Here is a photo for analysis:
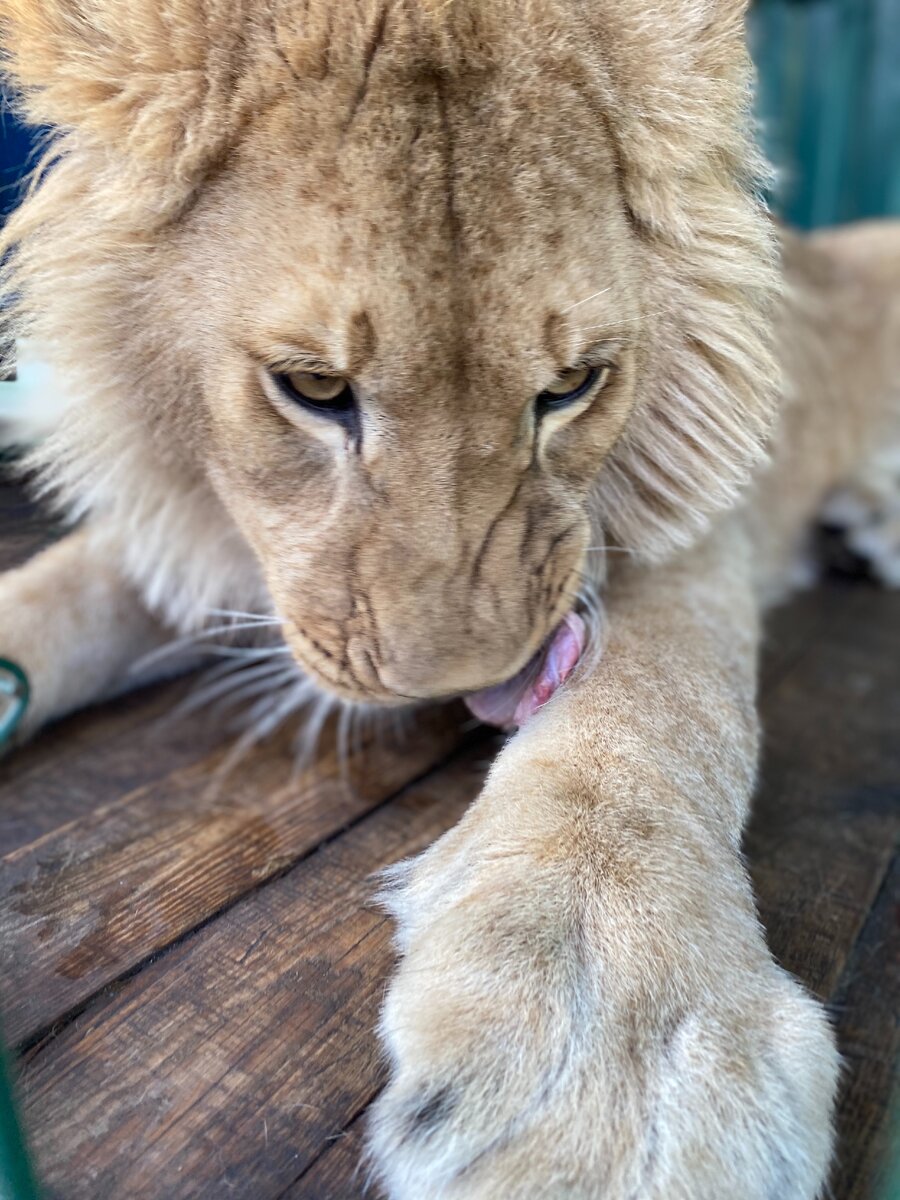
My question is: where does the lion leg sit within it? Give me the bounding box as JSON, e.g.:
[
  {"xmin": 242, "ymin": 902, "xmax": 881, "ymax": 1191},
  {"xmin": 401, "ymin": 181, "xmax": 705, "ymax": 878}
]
[
  {"xmin": 369, "ymin": 519, "xmax": 838, "ymax": 1199},
  {"xmin": 0, "ymin": 526, "xmax": 173, "ymax": 748}
]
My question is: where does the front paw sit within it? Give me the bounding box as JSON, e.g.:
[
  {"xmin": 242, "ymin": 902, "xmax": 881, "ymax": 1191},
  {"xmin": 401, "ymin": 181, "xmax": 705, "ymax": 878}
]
[{"xmin": 369, "ymin": 831, "xmax": 838, "ymax": 1200}]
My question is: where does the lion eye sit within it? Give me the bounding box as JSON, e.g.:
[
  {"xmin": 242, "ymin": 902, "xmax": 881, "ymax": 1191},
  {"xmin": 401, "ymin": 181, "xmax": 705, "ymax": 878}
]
[
  {"xmin": 537, "ymin": 364, "xmax": 609, "ymax": 412},
  {"xmin": 275, "ymin": 370, "xmax": 355, "ymax": 417}
]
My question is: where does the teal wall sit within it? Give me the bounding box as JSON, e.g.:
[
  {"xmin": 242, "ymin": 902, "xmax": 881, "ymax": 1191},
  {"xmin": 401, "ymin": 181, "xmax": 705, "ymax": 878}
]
[{"xmin": 750, "ymin": 0, "xmax": 900, "ymax": 229}]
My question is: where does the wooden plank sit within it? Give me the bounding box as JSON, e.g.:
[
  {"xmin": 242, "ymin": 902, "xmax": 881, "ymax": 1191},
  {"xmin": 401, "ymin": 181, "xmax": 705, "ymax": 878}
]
[
  {"xmin": 749, "ymin": 586, "xmax": 900, "ymax": 1000},
  {"xmin": 828, "ymin": 854, "xmax": 899, "ymax": 1200},
  {"xmin": 758, "ymin": 588, "xmax": 834, "ymax": 696},
  {"xmin": 283, "ymin": 1113, "xmax": 368, "ymax": 1199},
  {"xmin": 0, "ymin": 678, "xmax": 229, "ymax": 856},
  {"xmin": 749, "ymin": 587, "xmax": 900, "ymax": 1200},
  {"xmin": 1, "ymin": 705, "xmax": 470, "ymax": 1047},
  {"xmin": 18, "ymin": 751, "xmax": 486, "ymax": 1200}
]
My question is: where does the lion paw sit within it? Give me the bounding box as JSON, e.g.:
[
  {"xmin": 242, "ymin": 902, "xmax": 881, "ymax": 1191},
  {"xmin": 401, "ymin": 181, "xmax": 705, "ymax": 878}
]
[{"xmin": 368, "ymin": 842, "xmax": 838, "ymax": 1200}]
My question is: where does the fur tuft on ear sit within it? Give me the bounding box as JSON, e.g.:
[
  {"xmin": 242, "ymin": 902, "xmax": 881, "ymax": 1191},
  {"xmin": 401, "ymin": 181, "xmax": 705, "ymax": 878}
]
[{"xmin": 0, "ymin": 0, "xmax": 268, "ymax": 185}]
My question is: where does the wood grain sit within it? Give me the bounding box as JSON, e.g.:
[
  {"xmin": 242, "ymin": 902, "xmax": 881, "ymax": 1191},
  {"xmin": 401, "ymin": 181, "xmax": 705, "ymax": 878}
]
[
  {"xmin": 0, "ymin": 678, "xmax": 228, "ymax": 857},
  {"xmin": 749, "ymin": 587, "xmax": 900, "ymax": 1001},
  {"xmin": 828, "ymin": 854, "xmax": 899, "ymax": 1200},
  {"xmin": 1, "ymin": 706, "xmax": 471, "ymax": 1046},
  {"xmin": 750, "ymin": 588, "xmax": 900, "ymax": 1198},
  {"xmin": 18, "ymin": 752, "xmax": 487, "ymax": 1200},
  {"xmin": 283, "ymin": 1113, "xmax": 369, "ymax": 1199}
]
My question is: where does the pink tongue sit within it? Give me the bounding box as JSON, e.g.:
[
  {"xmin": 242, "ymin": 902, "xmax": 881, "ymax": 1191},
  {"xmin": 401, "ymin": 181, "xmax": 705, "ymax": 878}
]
[{"xmin": 465, "ymin": 613, "xmax": 586, "ymax": 730}]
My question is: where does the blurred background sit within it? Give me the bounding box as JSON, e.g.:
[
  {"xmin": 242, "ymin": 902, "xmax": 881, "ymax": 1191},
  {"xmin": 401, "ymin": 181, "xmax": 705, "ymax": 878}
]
[
  {"xmin": 749, "ymin": 0, "xmax": 900, "ymax": 228},
  {"xmin": 2, "ymin": 0, "xmax": 899, "ymax": 229}
]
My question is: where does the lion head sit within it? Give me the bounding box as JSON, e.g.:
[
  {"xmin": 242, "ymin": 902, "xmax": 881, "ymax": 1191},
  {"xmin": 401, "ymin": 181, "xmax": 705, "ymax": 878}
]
[{"xmin": 1, "ymin": 0, "xmax": 779, "ymax": 710}]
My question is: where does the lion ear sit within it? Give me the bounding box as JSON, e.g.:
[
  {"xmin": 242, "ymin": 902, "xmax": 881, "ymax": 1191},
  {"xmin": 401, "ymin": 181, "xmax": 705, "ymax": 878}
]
[{"xmin": 1, "ymin": 0, "xmax": 256, "ymax": 178}]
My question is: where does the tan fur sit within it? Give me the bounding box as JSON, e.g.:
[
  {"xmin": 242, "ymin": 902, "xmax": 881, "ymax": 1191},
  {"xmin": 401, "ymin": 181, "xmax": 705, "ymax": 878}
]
[
  {"xmin": 1, "ymin": 0, "xmax": 781, "ymax": 698},
  {"xmin": 1, "ymin": 1, "xmax": 898, "ymax": 1196}
]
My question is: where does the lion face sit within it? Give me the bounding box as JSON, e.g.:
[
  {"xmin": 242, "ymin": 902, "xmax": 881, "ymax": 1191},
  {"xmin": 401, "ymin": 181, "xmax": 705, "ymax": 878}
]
[
  {"xmin": 2, "ymin": 0, "xmax": 779, "ymax": 707},
  {"xmin": 171, "ymin": 66, "xmax": 641, "ymax": 703}
]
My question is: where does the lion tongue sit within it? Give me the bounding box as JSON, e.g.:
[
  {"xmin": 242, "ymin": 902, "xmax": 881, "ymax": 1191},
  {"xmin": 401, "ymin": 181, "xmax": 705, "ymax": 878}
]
[{"xmin": 464, "ymin": 613, "xmax": 586, "ymax": 730}]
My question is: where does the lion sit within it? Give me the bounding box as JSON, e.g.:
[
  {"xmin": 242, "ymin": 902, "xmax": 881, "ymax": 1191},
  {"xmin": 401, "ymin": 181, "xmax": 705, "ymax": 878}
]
[{"xmin": 1, "ymin": 1, "xmax": 898, "ymax": 1196}]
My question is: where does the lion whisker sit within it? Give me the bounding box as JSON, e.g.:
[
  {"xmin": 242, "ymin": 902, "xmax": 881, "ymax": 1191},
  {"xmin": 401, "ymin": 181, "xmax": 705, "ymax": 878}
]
[
  {"xmin": 216, "ymin": 675, "xmax": 322, "ymax": 779},
  {"xmin": 133, "ymin": 619, "xmax": 286, "ymax": 673},
  {"xmin": 206, "ymin": 607, "xmax": 281, "ymax": 625},
  {"xmin": 561, "ymin": 287, "xmax": 613, "ymax": 313},
  {"xmin": 177, "ymin": 658, "xmax": 300, "ymax": 718},
  {"xmin": 199, "ymin": 644, "xmax": 293, "ymax": 660},
  {"xmin": 573, "ymin": 575, "xmax": 607, "ymax": 683},
  {"xmin": 291, "ymin": 689, "xmax": 341, "ymax": 775}
]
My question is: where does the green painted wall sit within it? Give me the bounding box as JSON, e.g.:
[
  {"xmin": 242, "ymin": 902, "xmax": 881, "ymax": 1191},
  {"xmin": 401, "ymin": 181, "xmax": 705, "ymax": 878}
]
[{"xmin": 750, "ymin": 0, "xmax": 900, "ymax": 228}]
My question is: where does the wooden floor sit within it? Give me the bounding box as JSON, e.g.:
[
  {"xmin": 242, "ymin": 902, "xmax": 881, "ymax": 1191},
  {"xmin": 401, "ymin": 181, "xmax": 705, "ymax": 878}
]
[{"xmin": 0, "ymin": 475, "xmax": 897, "ymax": 1200}]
